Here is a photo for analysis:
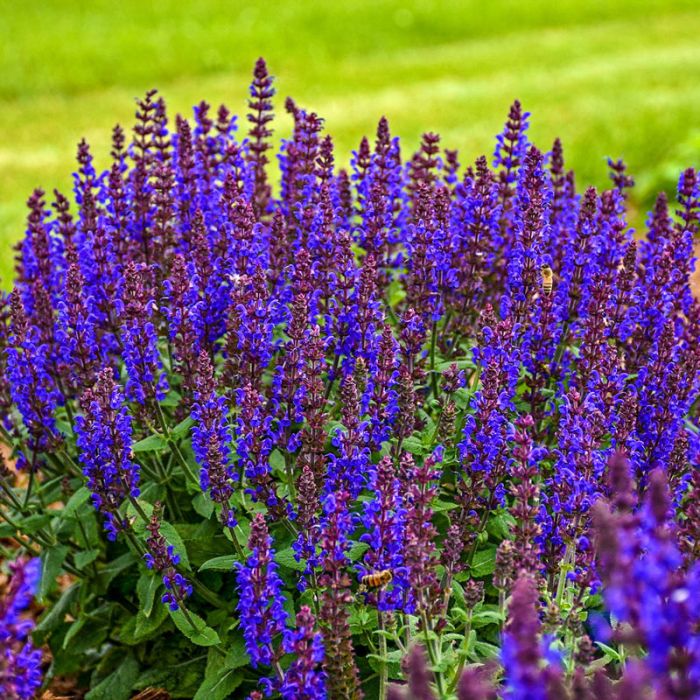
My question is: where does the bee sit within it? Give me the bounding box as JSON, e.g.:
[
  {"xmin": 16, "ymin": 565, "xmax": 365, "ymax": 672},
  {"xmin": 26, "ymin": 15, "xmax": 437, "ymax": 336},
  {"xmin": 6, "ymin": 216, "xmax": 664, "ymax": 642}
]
[
  {"xmin": 360, "ymin": 570, "xmax": 393, "ymax": 589},
  {"xmin": 541, "ymin": 265, "xmax": 553, "ymax": 295}
]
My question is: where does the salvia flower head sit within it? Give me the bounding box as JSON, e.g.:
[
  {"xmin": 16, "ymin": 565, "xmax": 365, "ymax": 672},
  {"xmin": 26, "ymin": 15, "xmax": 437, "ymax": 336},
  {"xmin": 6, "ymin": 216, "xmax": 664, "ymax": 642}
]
[
  {"xmin": 0, "ymin": 558, "xmax": 43, "ymax": 700},
  {"xmin": 75, "ymin": 366, "xmax": 139, "ymax": 540},
  {"xmin": 235, "ymin": 513, "xmax": 288, "ymax": 671},
  {"xmin": 143, "ymin": 504, "xmax": 193, "ymax": 611}
]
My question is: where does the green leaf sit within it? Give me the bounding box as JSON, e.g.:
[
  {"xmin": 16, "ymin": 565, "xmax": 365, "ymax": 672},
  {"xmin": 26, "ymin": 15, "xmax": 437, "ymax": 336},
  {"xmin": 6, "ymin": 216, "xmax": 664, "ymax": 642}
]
[
  {"xmin": 401, "ymin": 436, "xmax": 429, "ymax": 456},
  {"xmin": 348, "ymin": 541, "xmax": 370, "ymax": 562},
  {"xmin": 18, "ymin": 513, "xmax": 51, "ymax": 534},
  {"xmin": 387, "ymin": 279, "xmax": 406, "ymax": 308},
  {"xmin": 172, "ymin": 416, "xmax": 194, "ymax": 438},
  {"xmin": 471, "ymin": 640, "xmax": 500, "ymax": 660},
  {"xmin": 98, "ymin": 551, "xmax": 136, "ymax": 588},
  {"xmin": 132, "ymin": 433, "xmax": 167, "ymax": 453},
  {"xmin": 62, "ymin": 617, "xmax": 87, "ymax": 649},
  {"xmin": 471, "ymin": 608, "xmax": 504, "ymax": 628},
  {"xmin": 137, "ymin": 572, "xmax": 160, "ymax": 619},
  {"xmin": 169, "ymin": 608, "xmax": 221, "ymax": 647},
  {"xmin": 199, "ymin": 554, "xmax": 236, "ymax": 572},
  {"xmin": 486, "ymin": 511, "xmax": 515, "ymax": 539},
  {"xmin": 74, "ymin": 549, "xmax": 99, "ymax": 570},
  {"xmin": 132, "ymin": 602, "xmax": 169, "ymax": 642},
  {"xmin": 192, "ymin": 492, "xmax": 215, "ymax": 519},
  {"xmin": 470, "ymin": 546, "xmax": 497, "ymax": 578},
  {"xmin": 595, "ymin": 641, "xmax": 622, "ymax": 662},
  {"xmin": 432, "ymin": 499, "xmax": 459, "ymax": 512},
  {"xmin": 63, "ymin": 486, "xmax": 92, "ymax": 517},
  {"xmin": 39, "ymin": 544, "xmax": 69, "ymax": 602},
  {"xmin": 159, "ymin": 390, "xmax": 182, "ymax": 408},
  {"xmin": 224, "ymin": 636, "xmax": 250, "ymax": 670},
  {"xmin": 35, "ymin": 583, "xmax": 79, "ymax": 636},
  {"xmin": 274, "ymin": 547, "xmax": 305, "ymax": 572},
  {"xmin": 85, "ymin": 654, "xmax": 139, "ymax": 700},
  {"xmin": 269, "ymin": 449, "xmax": 286, "ymax": 472},
  {"xmin": 194, "ymin": 666, "xmax": 243, "ymax": 700}
]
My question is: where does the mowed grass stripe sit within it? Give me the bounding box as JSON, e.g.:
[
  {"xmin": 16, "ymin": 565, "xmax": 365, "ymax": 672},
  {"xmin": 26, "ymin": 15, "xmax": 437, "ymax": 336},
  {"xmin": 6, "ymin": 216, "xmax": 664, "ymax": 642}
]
[{"xmin": 0, "ymin": 1, "xmax": 699, "ymax": 282}]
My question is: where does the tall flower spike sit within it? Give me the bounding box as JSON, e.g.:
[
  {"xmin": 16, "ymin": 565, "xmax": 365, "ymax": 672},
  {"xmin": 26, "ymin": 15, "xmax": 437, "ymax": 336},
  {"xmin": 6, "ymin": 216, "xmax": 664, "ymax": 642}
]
[
  {"xmin": 117, "ymin": 261, "xmax": 168, "ymax": 405},
  {"xmin": 144, "ymin": 504, "xmax": 193, "ymax": 611},
  {"xmin": 247, "ymin": 58, "xmax": 275, "ymax": 216},
  {"xmin": 318, "ymin": 490, "xmax": 363, "ymax": 700},
  {"xmin": 280, "ymin": 606, "xmax": 327, "ymax": 700},
  {"xmin": 501, "ymin": 573, "xmax": 554, "ymax": 700},
  {"xmin": 191, "ymin": 351, "xmax": 236, "ymax": 526},
  {"xmin": 235, "ymin": 514, "xmax": 288, "ymax": 673},
  {"xmin": 359, "ymin": 455, "xmax": 407, "ymax": 611},
  {"xmin": 75, "ymin": 367, "xmax": 140, "ymax": 540},
  {"xmin": 0, "ymin": 558, "xmax": 43, "ymax": 700},
  {"xmin": 6, "ymin": 289, "xmax": 61, "ymax": 467}
]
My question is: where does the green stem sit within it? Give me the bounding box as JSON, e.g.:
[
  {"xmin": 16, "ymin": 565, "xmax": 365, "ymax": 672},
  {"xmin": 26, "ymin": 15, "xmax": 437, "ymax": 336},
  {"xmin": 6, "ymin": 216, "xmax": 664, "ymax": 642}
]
[
  {"xmin": 555, "ymin": 542, "xmax": 573, "ymax": 609},
  {"xmin": 447, "ymin": 609, "xmax": 473, "ymax": 693},
  {"xmin": 0, "ymin": 475, "xmax": 24, "ymax": 510},
  {"xmin": 420, "ymin": 611, "xmax": 445, "ymax": 697},
  {"xmin": 23, "ymin": 457, "xmax": 36, "ymax": 508},
  {"xmin": 378, "ymin": 612, "xmax": 388, "ymax": 700},
  {"xmin": 429, "ymin": 318, "xmax": 439, "ymax": 398}
]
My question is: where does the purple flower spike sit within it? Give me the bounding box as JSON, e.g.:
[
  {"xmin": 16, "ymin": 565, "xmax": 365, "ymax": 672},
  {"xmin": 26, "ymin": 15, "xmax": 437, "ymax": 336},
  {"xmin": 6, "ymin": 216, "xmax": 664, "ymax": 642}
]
[
  {"xmin": 75, "ymin": 367, "xmax": 139, "ymax": 540},
  {"xmin": 0, "ymin": 558, "xmax": 43, "ymax": 700},
  {"xmin": 235, "ymin": 513, "xmax": 288, "ymax": 671}
]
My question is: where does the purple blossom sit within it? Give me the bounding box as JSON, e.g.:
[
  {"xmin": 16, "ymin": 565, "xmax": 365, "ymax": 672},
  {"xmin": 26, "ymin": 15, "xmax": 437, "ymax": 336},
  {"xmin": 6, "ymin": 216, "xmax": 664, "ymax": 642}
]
[
  {"xmin": 75, "ymin": 367, "xmax": 139, "ymax": 539},
  {"xmin": 280, "ymin": 606, "xmax": 326, "ymax": 699},
  {"xmin": 0, "ymin": 558, "xmax": 43, "ymax": 700},
  {"xmin": 143, "ymin": 506, "xmax": 192, "ymax": 611},
  {"xmin": 235, "ymin": 514, "xmax": 288, "ymax": 671},
  {"xmin": 191, "ymin": 351, "xmax": 236, "ymax": 525}
]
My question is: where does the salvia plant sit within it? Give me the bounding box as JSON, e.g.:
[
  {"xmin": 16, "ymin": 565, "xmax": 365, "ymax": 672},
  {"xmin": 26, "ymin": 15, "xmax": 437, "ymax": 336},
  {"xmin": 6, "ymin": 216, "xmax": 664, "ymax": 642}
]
[{"xmin": 0, "ymin": 58, "xmax": 698, "ymax": 700}]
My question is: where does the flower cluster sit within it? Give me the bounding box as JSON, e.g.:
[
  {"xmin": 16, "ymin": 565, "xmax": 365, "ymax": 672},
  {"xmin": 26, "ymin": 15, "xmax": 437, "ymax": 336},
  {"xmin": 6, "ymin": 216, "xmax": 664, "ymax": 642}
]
[
  {"xmin": 144, "ymin": 505, "xmax": 192, "ymax": 611},
  {"xmin": 0, "ymin": 59, "xmax": 698, "ymax": 699},
  {"xmin": 0, "ymin": 558, "xmax": 42, "ymax": 700}
]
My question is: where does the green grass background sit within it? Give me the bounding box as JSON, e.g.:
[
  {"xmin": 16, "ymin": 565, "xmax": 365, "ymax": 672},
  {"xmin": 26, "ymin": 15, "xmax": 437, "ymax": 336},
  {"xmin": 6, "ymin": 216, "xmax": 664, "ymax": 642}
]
[{"xmin": 2, "ymin": 0, "xmax": 700, "ymax": 283}]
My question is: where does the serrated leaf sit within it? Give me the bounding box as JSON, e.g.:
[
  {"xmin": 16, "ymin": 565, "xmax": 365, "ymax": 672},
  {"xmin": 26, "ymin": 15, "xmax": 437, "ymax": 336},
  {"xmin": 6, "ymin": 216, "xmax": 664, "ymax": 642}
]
[
  {"xmin": 62, "ymin": 617, "xmax": 87, "ymax": 649},
  {"xmin": 63, "ymin": 486, "xmax": 92, "ymax": 517},
  {"xmin": 274, "ymin": 547, "xmax": 305, "ymax": 571},
  {"xmin": 121, "ymin": 601, "xmax": 169, "ymax": 644},
  {"xmin": 132, "ymin": 433, "xmax": 167, "ymax": 453},
  {"xmin": 98, "ymin": 551, "xmax": 136, "ymax": 588},
  {"xmin": 169, "ymin": 608, "xmax": 221, "ymax": 647},
  {"xmin": 224, "ymin": 636, "xmax": 250, "ymax": 670},
  {"xmin": 401, "ymin": 436, "xmax": 429, "ymax": 456},
  {"xmin": 268, "ymin": 449, "xmax": 285, "ymax": 472},
  {"xmin": 35, "ymin": 583, "xmax": 79, "ymax": 636},
  {"xmin": 471, "ymin": 609, "xmax": 503, "ymax": 627},
  {"xmin": 193, "ymin": 667, "xmax": 243, "ymax": 700},
  {"xmin": 159, "ymin": 390, "xmax": 182, "ymax": 408},
  {"xmin": 137, "ymin": 572, "xmax": 160, "ymax": 619},
  {"xmin": 470, "ymin": 546, "xmax": 497, "ymax": 578},
  {"xmin": 19, "ymin": 513, "xmax": 52, "ymax": 535},
  {"xmin": 192, "ymin": 492, "xmax": 215, "ymax": 519},
  {"xmin": 74, "ymin": 549, "xmax": 99, "ymax": 570},
  {"xmin": 348, "ymin": 541, "xmax": 370, "ymax": 562},
  {"xmin": 39, "ymin": 544, "xmax": 69, "ymax": 602},
  {"xmin": 172, "ymin": 416, "xmax": 194, "ymax": 438},
  {"xmin": 432, "ymin": 499, "xmax": 458, "ymax": 512},
  {"xmin": 85, "ymin": 654, "xmax": 139, "ymax": 700},
  {"xmin": 471, "ymin": 640, "xmax": 500, "ymax": 660},
  {"xmin": 199, "ymin": 555, "xmax": 236, "ymax": 572}
]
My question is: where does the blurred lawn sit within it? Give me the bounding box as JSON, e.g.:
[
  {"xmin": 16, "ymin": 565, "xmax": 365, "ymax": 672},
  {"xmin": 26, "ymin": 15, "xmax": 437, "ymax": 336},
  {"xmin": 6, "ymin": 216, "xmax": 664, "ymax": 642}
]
[{"xmin": 2, "ymin": 0, "xmax": 700, "ymax": 284}]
